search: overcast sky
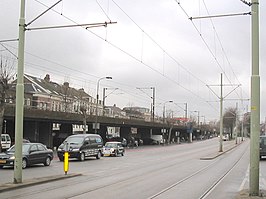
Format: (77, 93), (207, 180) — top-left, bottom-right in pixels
(0, 0), (265, 123)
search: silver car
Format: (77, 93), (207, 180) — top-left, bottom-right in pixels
(103, 142), (125, 157)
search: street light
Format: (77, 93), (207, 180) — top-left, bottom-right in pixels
(163, 100), (173, 123)
(94, 76), (112, 133)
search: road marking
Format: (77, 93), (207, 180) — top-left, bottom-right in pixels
(238, 165), (266, 191)
(238, 166), (249, 191)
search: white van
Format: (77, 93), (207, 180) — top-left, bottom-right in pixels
(1, 134), (11, 150)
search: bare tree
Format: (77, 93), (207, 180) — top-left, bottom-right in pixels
(77, 88), (88, 134)
(223, 107), (238, 139)
(0, 57), (15, 152)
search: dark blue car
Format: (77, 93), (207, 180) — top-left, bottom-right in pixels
(0, 143), (53, 169)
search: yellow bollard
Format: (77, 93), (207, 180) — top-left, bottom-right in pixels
(64, 151), (69, 175)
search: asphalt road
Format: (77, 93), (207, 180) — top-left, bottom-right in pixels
(1, 138), (264, 199)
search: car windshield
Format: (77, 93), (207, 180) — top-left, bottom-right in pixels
(105, 143), (117, 148)
(7, 144), (31, 153)
(64, 136), (84, 144)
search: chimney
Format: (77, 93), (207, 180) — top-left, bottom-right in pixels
(44, 74), (50, 82)
(63, 82), (69, 88)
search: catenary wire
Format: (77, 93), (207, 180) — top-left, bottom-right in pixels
(30, 0), (219, 114)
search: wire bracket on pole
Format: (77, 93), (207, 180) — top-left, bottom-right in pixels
(26, 21), (117, 31)
(26, 0), (63, 27)
(240, 0), (252, 6)
(189, 12), (251, 20)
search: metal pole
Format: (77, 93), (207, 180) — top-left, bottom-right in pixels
(14, 0), (25, 184)
(197, 111), (200, 127)
(152, 87), (155, 122)
(185, 103), (188, 119)
(95, 79), (101, 134)
(102, 88), (106, 116)
(219, 73), (223, 152)
(250, 0), (260, 195)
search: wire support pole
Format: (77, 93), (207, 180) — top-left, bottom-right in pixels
(219, 73), (223, 152)
(14, 0), (26, 184)
(249, 0), (260, 196)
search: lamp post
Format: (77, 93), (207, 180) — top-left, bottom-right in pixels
(94, 77), (112, 133)
(162, 100), (173, 143)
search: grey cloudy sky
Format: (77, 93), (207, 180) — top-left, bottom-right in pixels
(0, 0), (265, 123)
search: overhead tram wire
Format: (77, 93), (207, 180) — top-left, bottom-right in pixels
(33, 0), (207, 89)
(109, 0), (219, 112)
(176, 1), (249, 107)
(2, 44), (157, 107)
(201, 0), (249, 99)
(111, 0), (206, 86)
(176, 1), (234, 85)
(33, 0), (218, 113)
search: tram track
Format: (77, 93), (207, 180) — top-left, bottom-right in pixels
(148, 140), (249, 199)
(1, 139), (248, 199)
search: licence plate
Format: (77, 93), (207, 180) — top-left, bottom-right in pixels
(0, 160), (6, 164)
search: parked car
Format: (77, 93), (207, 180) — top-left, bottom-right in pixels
(0, 143), (53, 169)
(222, 134), (229, 141)
(57, 134), (103, 161)
(260, 135), (266, 160)
(1, 134), (11, 150)
(143, 138), (162, 145)
(106, 137), (127, 147)
(103, 141), (125, 157)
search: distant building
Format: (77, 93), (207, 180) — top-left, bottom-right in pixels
(104, 104), (127, 118)
(9, 74), (102, 116)
(123, 106), (151, 121)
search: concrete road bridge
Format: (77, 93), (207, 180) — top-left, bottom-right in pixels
(3, 105), (207, 149)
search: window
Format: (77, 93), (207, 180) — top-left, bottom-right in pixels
(30, 145), (38, 152)
(37, 144), (46, 151)
(90, 137), (96, 144)
(96, 137), (102, 143)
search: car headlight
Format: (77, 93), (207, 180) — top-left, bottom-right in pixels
(110, 148), (114, 152)
(57, 148), (62, 151)
(9, 156), (15, 160)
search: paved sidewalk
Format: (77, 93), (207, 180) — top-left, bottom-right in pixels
(200, 139), (240, 160)
(0, 173), (81, 193)
(235, 189), (266, 199)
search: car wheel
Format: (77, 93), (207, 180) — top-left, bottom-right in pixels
(121, 151), (124, 156)
(44, 157), (51, 166)
(0, 165), (3, 169)
(96, 151), (101, 159)
(114, 150), (118, 157)
(22, 158), (27, 169)
(79, 153), (85, 161)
